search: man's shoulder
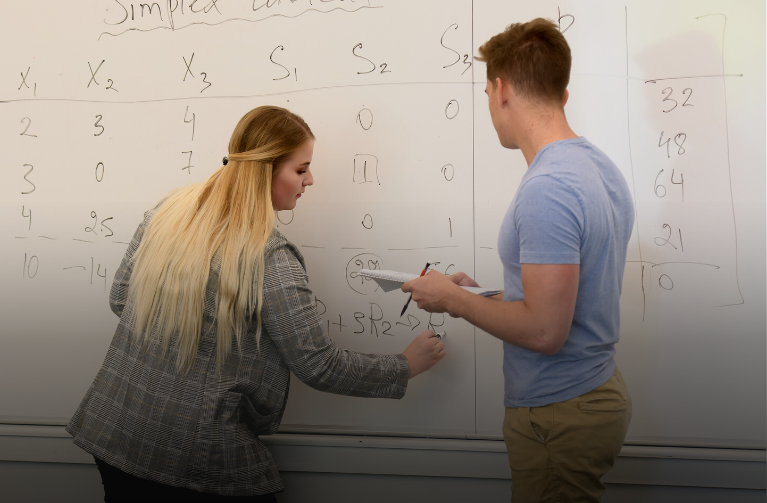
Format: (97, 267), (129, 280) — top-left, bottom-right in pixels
(528, 138), (624, 193)
(534, 137), (611, 171)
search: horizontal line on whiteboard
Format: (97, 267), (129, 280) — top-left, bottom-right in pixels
(301, 245), (325, 249)
(479, 246), (494, 249)
(572, 73), (647, 81)
(72, 239), (94, 243)
(39, 236), (56, 240)
(62, 266), (87, 271)
(112, 241), (130, 245)
(626, 260), (720, 269)
(571, 73), (743, 82)
(644, 74), (743, 83)
(715, 301), (746, 307)
(341, 247), (366, 250)
(387, 246), (461, 250)
(5, 75), (743, 105)
(0, 81), (475, 105)
(14, 236), (28, 239)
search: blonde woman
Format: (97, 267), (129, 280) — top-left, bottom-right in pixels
(66, 106), (445, 501)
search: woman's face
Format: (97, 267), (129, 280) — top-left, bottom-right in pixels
(272, 139), (314, 211)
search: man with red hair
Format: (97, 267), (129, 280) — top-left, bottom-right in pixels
(404, 18), (634, 502)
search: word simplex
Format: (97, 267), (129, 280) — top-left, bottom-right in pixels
(103, 0), (375, 34)
(106, 0), (223, 27)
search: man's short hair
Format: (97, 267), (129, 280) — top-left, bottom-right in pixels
(477, 18), (571, 104)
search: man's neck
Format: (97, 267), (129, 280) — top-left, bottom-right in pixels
(517, 108), (578, 167)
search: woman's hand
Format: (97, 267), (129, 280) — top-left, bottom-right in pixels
(402, 330), (445, 379)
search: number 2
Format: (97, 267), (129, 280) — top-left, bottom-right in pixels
(681, 88), (693, 107)
(20, 117), (37, 137)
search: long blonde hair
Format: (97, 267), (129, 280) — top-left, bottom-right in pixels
(127, 106), (314, 373)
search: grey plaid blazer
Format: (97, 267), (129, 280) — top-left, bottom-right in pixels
(66, 205), (410, 496)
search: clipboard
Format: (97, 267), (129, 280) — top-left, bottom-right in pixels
(358, 269), (501, 297)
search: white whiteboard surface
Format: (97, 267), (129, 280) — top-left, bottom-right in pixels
(0, 0), (764, 449)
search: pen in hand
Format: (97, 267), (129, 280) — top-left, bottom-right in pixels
(400, 261), (439, 317)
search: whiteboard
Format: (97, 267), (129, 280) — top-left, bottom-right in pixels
(0, 0), (763, 449)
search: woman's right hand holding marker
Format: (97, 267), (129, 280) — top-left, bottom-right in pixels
(402, 330), (445, 379)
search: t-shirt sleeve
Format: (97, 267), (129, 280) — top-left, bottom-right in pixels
(515, 175), (583, 264)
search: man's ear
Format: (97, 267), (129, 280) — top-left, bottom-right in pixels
(563, 89), (569, 107)
(496, 77), (509, 107)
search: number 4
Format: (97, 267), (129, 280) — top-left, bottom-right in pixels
(671, 169), (685, 202)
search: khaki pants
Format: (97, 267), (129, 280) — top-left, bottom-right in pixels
(502, 367), (632, 503)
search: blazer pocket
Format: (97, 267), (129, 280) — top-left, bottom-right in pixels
(577, 393), (628, 412)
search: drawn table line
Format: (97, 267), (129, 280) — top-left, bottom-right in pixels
(298, 246), (468, 251)
(626, 260), (720, 269)
(625, 5), (645, 320)
(14, 236), (131, 245)
(0, 82), (476, 105)
(644, 73), (743, 84)
(4, 72), (737, 106)
(695, 12), (744, 306)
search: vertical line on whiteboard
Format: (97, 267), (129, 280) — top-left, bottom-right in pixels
(695, 13), (744, 306)
(624, 6), (646, 320)
(717, 16), (745, 305)
(471, 0), (477, 436)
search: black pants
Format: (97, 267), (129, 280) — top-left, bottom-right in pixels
(94, 457), (279, 502)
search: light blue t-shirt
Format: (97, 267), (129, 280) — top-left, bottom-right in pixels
(498, 137), (634, 408)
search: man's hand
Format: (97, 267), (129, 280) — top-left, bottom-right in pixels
(406, 264), (577, 356)
(402, 271), (463, 315)
(448, 271), (480, 288)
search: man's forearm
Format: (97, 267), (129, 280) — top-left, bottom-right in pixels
(405, 265), (576, 354)
(447, 287), (562, 355)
